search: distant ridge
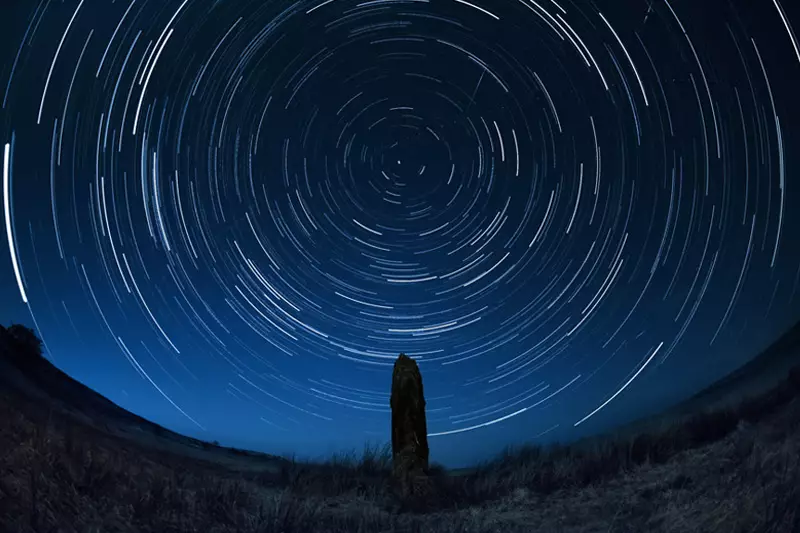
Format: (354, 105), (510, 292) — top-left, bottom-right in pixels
(671, 320), (800, 415)
(0, 329), (286, 471)
(0, 335), (184, 441)
(590, 319), (800, 442)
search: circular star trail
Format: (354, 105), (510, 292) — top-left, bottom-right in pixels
(1, 0), (799, 464)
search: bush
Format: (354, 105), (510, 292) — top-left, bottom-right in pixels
(0, 323), (43, 359)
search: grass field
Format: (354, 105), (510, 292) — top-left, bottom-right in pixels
(1, 359), (799, 532)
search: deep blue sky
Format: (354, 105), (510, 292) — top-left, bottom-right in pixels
(1, 0), (799, 468)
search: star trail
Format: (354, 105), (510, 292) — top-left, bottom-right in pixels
(1, 0), (799, 467)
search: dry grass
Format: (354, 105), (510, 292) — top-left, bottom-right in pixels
(1, 326), (799, 532)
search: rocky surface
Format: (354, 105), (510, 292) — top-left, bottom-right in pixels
(390, 353), (430, 488)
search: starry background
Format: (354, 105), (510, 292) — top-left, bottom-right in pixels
(1, 0), (799, 469)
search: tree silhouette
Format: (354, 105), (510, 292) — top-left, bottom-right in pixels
(0, 323), (43, 359)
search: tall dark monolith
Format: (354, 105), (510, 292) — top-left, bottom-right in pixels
(390, 353), (429, 483)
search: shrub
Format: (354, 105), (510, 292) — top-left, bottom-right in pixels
(1, 323), (43, 358)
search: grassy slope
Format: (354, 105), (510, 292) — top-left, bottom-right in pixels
(1, 326), (799, 532)
(612, 320), (800, 436)
(1, 364), (799, 532)
(0, 346), (288, 476)
(548, 321), (800, 460)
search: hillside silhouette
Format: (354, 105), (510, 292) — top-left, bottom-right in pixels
(1, 322), (799, 532)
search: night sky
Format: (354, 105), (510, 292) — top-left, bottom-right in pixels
(1, 0), (799, 469)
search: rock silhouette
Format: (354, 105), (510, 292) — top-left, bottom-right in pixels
(390, 353), (429, 487)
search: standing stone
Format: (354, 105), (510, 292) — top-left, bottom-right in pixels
(390, 353), (429, 482)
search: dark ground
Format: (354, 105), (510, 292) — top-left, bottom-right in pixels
(1, 323), (799, 532)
